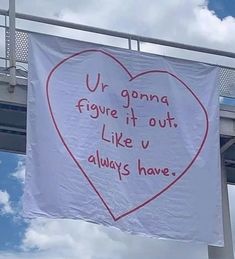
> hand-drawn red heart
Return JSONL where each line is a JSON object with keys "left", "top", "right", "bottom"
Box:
{"left": 46, "top": 49, "right": 208, "bottom": 221}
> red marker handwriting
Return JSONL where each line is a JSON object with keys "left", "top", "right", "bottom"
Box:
{"left": 75, "top": 98, "right": 118, "bottom": 120}
{"left": 86, "top": 73, "right": 109, "bottom": 92}
{"left": 141, "top": 140, "right": 150, "bottom": 150}
{"left": 88, "top": 149, "right": 130, "bottom": 181}
{"left": 138, "top": 159, "right": 175, "bottom": 177}
{"left": 149, "top": 112, "right": 177, "bottom": 128}
{"left": 125, "top": 108, "right": 138, "bottom": 127}
{"left": 101, "top": 124, "right": 133, "bottom": 149}
{"left": 121, "top": 89, "right": 169, "bottom": 109}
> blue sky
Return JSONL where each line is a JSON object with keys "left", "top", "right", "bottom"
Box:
{"left": 0, "top": 0, "right": 235, "bottom": 258}
{"left": 208, "top": 0, "right": 235, "bottom": 19}
{"left": 0, "top": 152, "right": 27, "bottom": 251}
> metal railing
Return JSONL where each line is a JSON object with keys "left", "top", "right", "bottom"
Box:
{"left": 0, "top": 8, "right": 235, "bottom": 97}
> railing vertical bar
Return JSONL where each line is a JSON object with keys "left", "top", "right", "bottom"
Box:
{"left": 137, "top": 39, "right": 140, "bottom": 51}
{"left": 8, "top": 0, "right": 16, "bottom": 92}
{"left": 128, "top": 37, "right": 132, "bottom": 50}
{"left": 4, "top": 14, "right": 7, "bottom": 70}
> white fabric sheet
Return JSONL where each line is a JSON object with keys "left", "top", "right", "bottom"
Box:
{"left": 24, "top": 33, "right": 223, "bottom": 246}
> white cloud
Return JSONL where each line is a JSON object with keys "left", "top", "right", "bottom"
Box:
{"left": 0, "top": 190, "right": 13, "bottom": 214}
{"left": 19, "top": 218, "right": 208, "bottom": 259}
{"left": 12, "top": 158, "right": 25, "bottom": 184}
{"left": 3, "top": 184, "right": 235, "bottom": 259}
{"left": 46, "top": 0, "right": 235, "bottom": 68}
{"left": 2, "top": 0, "right": 235, "bottom": 67}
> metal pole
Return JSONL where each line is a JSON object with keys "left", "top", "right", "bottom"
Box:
{"left": 8, "top": 0, "right": 16, "bottom": 93}
{"left": 137, "top": 39, "right": 140, "bottom": 51}
{"left": 208, "top": 156, "right": 234, "bottom": 259}
{"left": 4, "top": 14, "right": 8, "bottom": 70}
{"left": 128, "top": 37, "right": 132, "bottom": 50}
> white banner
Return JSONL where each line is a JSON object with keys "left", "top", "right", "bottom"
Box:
{"left": 24, "top": 33, "right": 223, "bottom": 246}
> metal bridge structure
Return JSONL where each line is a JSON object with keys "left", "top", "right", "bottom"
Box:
{"left": 0, "top": 1, "right": 235, "bottom": 258}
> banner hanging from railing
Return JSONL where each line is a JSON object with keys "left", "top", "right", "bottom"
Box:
{"left": 24, "top": 33, "right": 223, "bottom": 246}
